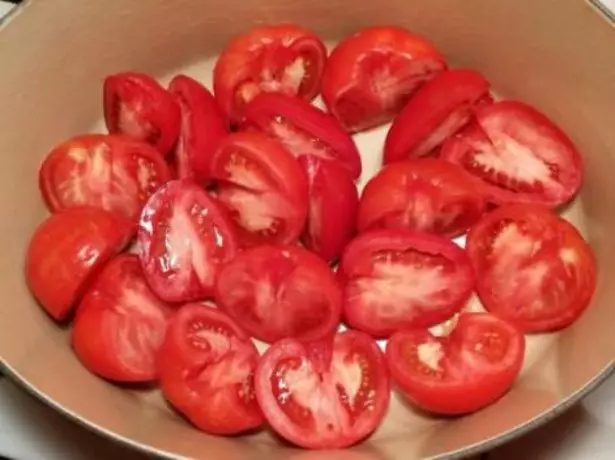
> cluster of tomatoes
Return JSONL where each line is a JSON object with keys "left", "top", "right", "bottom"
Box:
{"left": 25, "top": 24, "right": 597, "bottom": 450}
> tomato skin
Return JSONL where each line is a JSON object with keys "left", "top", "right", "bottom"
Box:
{"left": 255, "top": 330, "right": 390, "bottom": 449}
{"left": 104, "top": 72, "right": 181, "bottom": 155}
{"left": 384, "top": 69, "right": 491, "bottom": 163}
{"left": 25, "top": 207, "right": 135, "bottom": 321}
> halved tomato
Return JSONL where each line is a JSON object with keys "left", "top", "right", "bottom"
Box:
{"left": 213, "top": 25, "right": 327, "bottom": 123}
{"left": 39, "top": 134, "right": 172, "bottom": 221}
{"left": 386, "top": 312, "right": 525, "bottom": 415}
{"left": 138, "top": 180, "right": 239, "bottom": 303}
{"left": 384, "top": 69, "right": 491, "bottom": 163}
{"left": 339, "top": 229, "right": 475, "bottom": 338}
{"left": 466, "top": 204, "right": 597, "bottom": 332}
{"left": 104, "top": 72, "right": 181, "bottom": 155}
{"left": 158, "top": 303, "right": 263, "bottom": 435}
{"left": 215, "top": 244, "right": 342, "bottom": 343}
{"left": 357, "top": 159, "right": 487, "bottom": 239}
{"left": 72, "top": 254, "right": 173, "bottom": 382}
{"left": 322, "top": 26, "right": 447, "bottom": 133}
{"left": 440, "top": 100, "right": 584, "bottom": 207}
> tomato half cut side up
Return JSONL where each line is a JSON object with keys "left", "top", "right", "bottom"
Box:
{"left": 386, "top": 312, "right": 525, "bottom": 415}
{"left": 358, "top": 159, "right": 487, "bottom": 239}
{"left": 138, "top": 179, "right": 239, "bottom": 303}
{"left": 466, "top": 204, "right": 597, "bottom": 333}
{"left": 322, "top": 26, "right": 447, "bottom": 133}
{"left": 339, "top": 228, "right": 475, "bottom": 338}
{"left": 213, "top": 24, "right": 327, "bottom": 123}
{"left": 440, "top": 100, "right": 584, "bottom": 208}
{"left": 104, "top": 72, "right": 181, "bottom": 155}
{"left": 72, "top": 254, "right": 173, "bottom": 382}
{"left": 383, "top": 69, "right": 491, "bottom": 163}
{"left": 158, "top": 303, "right": 263, "bottom": 435}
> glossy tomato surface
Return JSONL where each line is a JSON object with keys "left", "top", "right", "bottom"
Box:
{"left": 255, "top": 330, "right": 390, "bottom": 449}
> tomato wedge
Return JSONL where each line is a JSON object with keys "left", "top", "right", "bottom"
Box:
{"left": 72, "top": 254, "right": 173, "bottom": 382}
{"left": 466, "top": 204, "right": 597, "bottom": 332}
{"left": 358, "top": 159, "right": 487, "bottom": 238}
{"left": 158, "top": 303, "right": 263, "bottom": 435}
{"left": 255, "top": 330, "right": 390, "bottom": 449}
{"left": 322, "top": 26, "right": 447, "bottom": 133}
{"left": 440, "top": 100, "right": 584, "bottom": 207}
{"left": 339, "top": 229, "right": 475, "bottom": 338}
{"left": 215, "top": 244, "right": 342, "bottom": 343}
{"left": 386, "top": 312, "right": 525, "bottom": 415}
{"left": 138, "top": 180, "right": 239, "bottom": 303}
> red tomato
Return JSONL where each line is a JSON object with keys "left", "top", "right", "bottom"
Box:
{"left": 358, "top": 159, "right": 487, "bottom": 239}
{"left": 39, "top": 134, "right": 172, "bottom": 221}
{"left": 241, "top": 92, "right": 362, "bottom": 179}
{"left": 25, "top": 207, "right": 134, "bottom": 321}
{"left": 104, "top": 72, "right": 181, "bottom": 155}
{"left": 466, "top": 204, "right": 597, "bottom": 332}
{"left": 213, "top": 25, "right": 327, "bottom": 122}
{"left": 322, "top": 26, "right": 447, "bottom": 133}
{"left": 72, "top": 254, "right": 173, "bottom": 382}
{"left": 384, "top": 69, "right": 491, "bottom": 163}
{"left": 158, "top": 303, "right": 263, "bottom": 434}
{"left": 339, "top": 229, "right": 475, "bottom": 338}
{"left": 138, "top": 180, "right": 239, "bottom": 303}
{"left": 255, "top": 330, "right": 390, "bottom": 449}
{"left": 386, "top": 312, "right": 525, "bottom": 415}
{"left": 209, "top": 131, "right": 309, "bottom": 246}
{"left": 215, "top": 244, "right": 342, "bottom": 343}
{"left": 440, "top": 100, "right": 584, "bottom": 207}
{"left": 168, "top": 75, "right": 228, "bottom": 182}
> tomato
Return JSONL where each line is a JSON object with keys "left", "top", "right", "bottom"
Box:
{"left": 241, "top": 92, "right": 362, "bottom": 179}
{"left": 138, "top": 180, "right": 239, "bottom": 303}
{"left": 209, "top": 131, "right": 309, "bottom": 246}
{"left": 104, "top": 72, "right": 181, "bottom": 155}
{"left": 358, "top": 159, "right": 487, "bottom": 239}
{"left": 25, "top": 207, "right": 134, "bottom": 321}
{"left": 72, "top": 254, "right": 173, "bottom": 382}
{"left": 158, "top": 303, "right": 263, "bottom": 434}
{"left": 321, "top": 26, "right": 447, "bottom": 133}
{"left": 386, "top": 312, "right": 525, "bottom": 415}
{"left": 384, "top": 69, "right": 491, "bottom": 163}
{"left": 39, "top": 134, "right": 172, "bottom": 221}
{"left": 440, "top": 100, "right": 584, "bottom": 208}
{"left": 213, "top": 25, "right": 327, "bottom": 123}
{"left": 339, "top": 229, "right": 474, "bottom": 338}
{"left": 466, "top": 204, "right": 597, "bottom": 332}
{"left": 215, "top": 244, "right": 342, "bottom": 343}
{"left": 255, "top": 330, "right": 390, "bottom": 449}
{"left": 168, "top": 75, "right": 228, "bottom": 182}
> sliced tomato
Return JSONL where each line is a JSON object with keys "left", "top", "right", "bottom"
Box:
{"left": 255, "top": 330, "right": 389, "bottom": 449}
{"left": 213, "top": 25, "right": 327, "bottom": 123}
{"left": 104, "top": 72, "right": 181, "bottom": 155}
{"left": 158, "top": 303, "right": 263, "bottom": 434}
{"left": 72, "top": 254, "right": 173, "bottom": 382}
{"left": 25, "top": 207, "right": 134, "bottom": 321}
{"left": 358, "top": 159, "right": 487, "bottom": 238}
{"left": 440, "top": 100, "right": 584, "bottom": 207}
{"left": 168, "top": 75, "right": 228, "bottom": 182}
{"left": 321, "top": 26, "right": 447, "bottom": 133}
{"left": 241, "top": 92, "right": 362, "bottom": 179}
{"left": 386, "top": 312, "right": 525, "bottom": 415}
{"left": 466, "top": 204, "right": 597, "bottom": 332}
{"left": 209, "top": 131, "right": 308, "bottom": 246}
{"left": 138, "top": 180, "right": 239, "bottom": 303}
{"left": 384, "top": 69, "right": 491, "bottom": 163}
{"left": 339, "top": 229, "right": 475, "bottom": 338}
{"left": 215, "top": 244, "right": 342, "bottom": 343}
{"left": 39, "top": 134, "right": 172, "bottom": 221}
